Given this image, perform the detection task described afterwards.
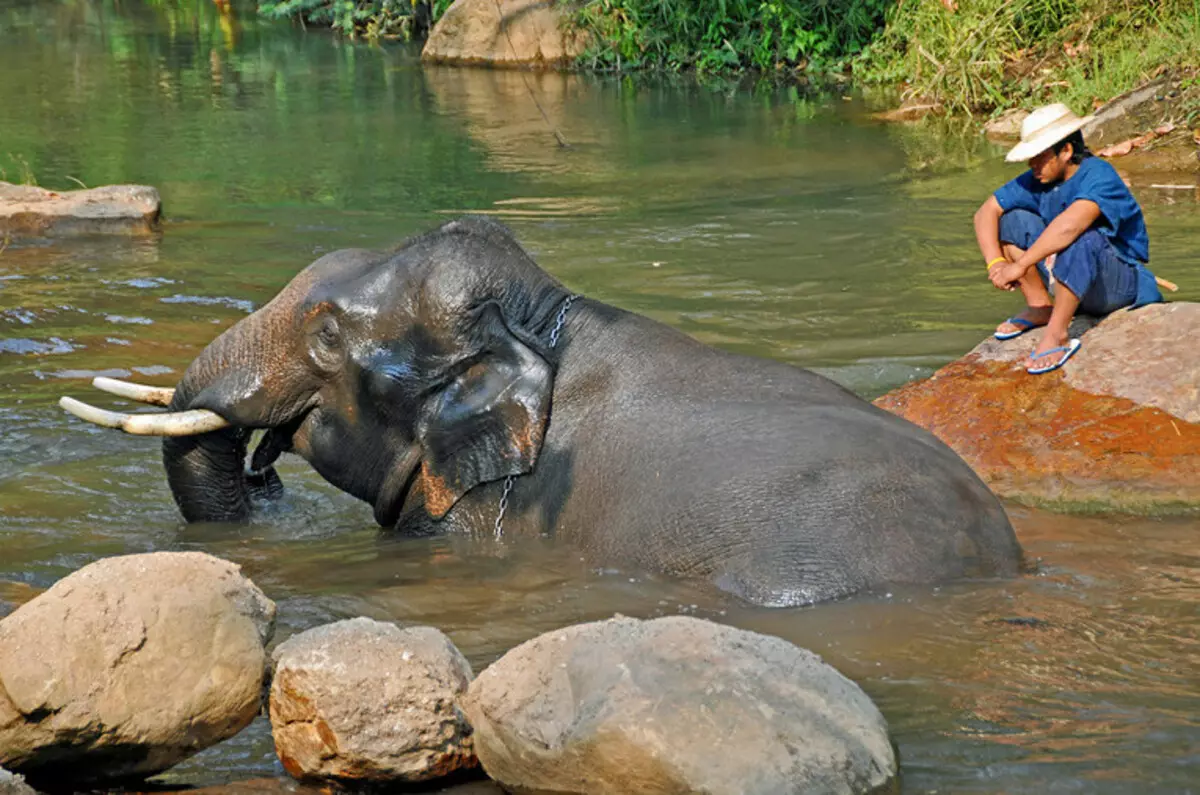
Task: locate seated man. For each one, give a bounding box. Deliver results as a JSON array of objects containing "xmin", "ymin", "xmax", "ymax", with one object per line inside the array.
[{"xmin": 973, "ymin": 102, "xmax": 1162, "ymax": 374}]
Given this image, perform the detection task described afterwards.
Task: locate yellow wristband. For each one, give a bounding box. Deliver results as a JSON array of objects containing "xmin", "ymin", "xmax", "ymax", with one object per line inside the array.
[{"xmin": 986, "ymin": 256, "xmax": 1007, "ymax": 270}]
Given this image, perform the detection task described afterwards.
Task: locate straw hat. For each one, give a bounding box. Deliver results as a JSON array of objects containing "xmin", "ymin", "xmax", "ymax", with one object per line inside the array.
[{"xmin": 1005, "ymin": 103, "xmax": 1094, "ymax": 162}]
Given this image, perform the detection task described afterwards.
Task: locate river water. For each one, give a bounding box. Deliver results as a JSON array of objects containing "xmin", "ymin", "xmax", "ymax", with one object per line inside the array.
[{"xmin": 1, "ymin": 1, "xmax": 1197, "ymax": 792}]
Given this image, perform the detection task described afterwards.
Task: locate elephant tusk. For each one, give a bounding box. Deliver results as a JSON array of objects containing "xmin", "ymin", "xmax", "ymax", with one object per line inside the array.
[
  {"xmin": 92, "ymin": 376, "xmax": 176, "ymax": 407},
  {"xmin": 59, "ymin": 396, "xmax": 231, "ymax": 436}
]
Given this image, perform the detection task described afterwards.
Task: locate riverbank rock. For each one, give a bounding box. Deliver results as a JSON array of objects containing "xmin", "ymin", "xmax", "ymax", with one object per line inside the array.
[
  {"xmin": 1083, "ymin": 76, "xmax": 1178, "ymax": 149},
  {"xmin": 875, "ymin": 302, "xmax": 1200, "ymax": 513},
  {"xmin": 0, "ymin": 182, "xmax": 161, "ymax": 237},
  {"xmin": 422, "ymin": 0, "xmax": 590, "ymax": 68},
  {"xmin": 463, "ymin": 615, "xmax": 897, "ymax": 795},
  {"xmin": 269, "ymin": 618, "xmax": 476, "ymax": 785},
  {"xmin": 0, "ymin": 552, "xmax": 276, "ymax": 787},
  {"xmin": 0, "ymin": 767, "xmax": 36, "ymax": 795},
  {"xmin": 871, "ymin": 101, "xmax": 943, "ymax": 123},
  {"xmin": 984, "ymin": 107, "xmax": 1029, "ymax": 139}
]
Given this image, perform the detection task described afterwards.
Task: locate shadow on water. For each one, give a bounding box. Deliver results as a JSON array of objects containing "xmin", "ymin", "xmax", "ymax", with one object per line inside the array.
[{"xmin": 1, "ymin": 1, "xmax": 1198, "ymax": 792}]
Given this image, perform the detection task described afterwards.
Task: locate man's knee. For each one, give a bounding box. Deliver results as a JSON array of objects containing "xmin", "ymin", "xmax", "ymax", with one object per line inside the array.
[
  {"xmin": 998, "ymin": 208, "xmax": 1046, "ymax": 250},
  {"xmin": 1053, "ymin": 229, "xmax": 1105, "ymax": 282},
  {"xmin": 1052, "ymin": 230, "xmax": 1113, "ymax": 309}
]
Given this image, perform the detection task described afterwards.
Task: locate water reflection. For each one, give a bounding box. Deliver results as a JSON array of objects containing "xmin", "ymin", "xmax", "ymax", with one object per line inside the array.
[{"xmin": 1, "ymin": 1, "xmax": 1198, "ymax": 792}]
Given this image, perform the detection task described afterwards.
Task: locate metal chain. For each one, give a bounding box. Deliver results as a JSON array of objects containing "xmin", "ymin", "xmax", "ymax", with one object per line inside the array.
[
  {"xmin": 494, "ymin": 294, "xmax": 580, "ymax": 539},
  {"xmin": 549, "ymin": 294, "xmax": 578, "ymax": 348},
  {"xmin": 492, "ymin": 476, "xmax": 514, "ymax": 539}
]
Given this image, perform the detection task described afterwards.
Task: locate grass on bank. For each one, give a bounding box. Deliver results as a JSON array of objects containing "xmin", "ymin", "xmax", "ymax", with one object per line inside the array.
[
  {"xmin": 570, "ymin": 0, "xmax": 890, "ymax": 72},
  {"xmin": 856, "ymin": 0, "xmax": 1200, "ymax": 115}
]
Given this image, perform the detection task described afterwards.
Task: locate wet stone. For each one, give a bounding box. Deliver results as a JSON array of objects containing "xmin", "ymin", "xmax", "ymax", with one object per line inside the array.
[{"xmin": 0, "ymin": 181, "xmax": 161, "ymax": 237}]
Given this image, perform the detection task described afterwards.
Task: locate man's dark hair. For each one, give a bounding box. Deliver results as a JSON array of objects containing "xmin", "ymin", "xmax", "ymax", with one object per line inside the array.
[{"xmin": 1052, "ymin": 130, "xmax": 1092, "ymax": 164}]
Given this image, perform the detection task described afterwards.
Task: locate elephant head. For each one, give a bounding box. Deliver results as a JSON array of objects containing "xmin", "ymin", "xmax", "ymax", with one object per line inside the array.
[{"xmin": 62, "ymin": 217, "xmax": 574, "ymax": 526}]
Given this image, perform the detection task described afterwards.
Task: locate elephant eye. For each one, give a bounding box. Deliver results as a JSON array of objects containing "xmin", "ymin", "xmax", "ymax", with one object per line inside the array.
[
  {"xmin": 307, "ymin": 314, "xmax": 345, "ymax": 373},
  {"xmin": 315, "ymin": 317, "xmax": 340, "ymax": 348}
]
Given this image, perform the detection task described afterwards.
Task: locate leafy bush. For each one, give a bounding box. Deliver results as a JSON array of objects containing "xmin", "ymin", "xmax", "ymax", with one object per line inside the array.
[
  {"xmin": 572, "ymin": 0, "xmax": 893, "ymax": 73},
  {"xmin": 856, "ymin": 0, "xmax": 1200, "ymax": 114},
  {"xmin": 258, "ymin": 0, "xmax": 453, "ymax": 39}
]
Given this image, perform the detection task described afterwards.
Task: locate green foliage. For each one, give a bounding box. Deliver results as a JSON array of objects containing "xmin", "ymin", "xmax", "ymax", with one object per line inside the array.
[
  {"xmin": 0, "ymin": 153, "xmax": 37, "ymax": 186},
  {"xmin": 855, "ymin": 0, "xmax": 1200, "ymax": 114},
  {"xmin": 257, "ymin": 0, "xmax": 451, "ymax": 39},
  {"xmin": 572, "ymin": 0, "xmax": 893, "ymax": 74}
]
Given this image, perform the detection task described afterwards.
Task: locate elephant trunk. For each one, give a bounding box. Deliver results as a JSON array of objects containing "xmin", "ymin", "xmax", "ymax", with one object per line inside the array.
[
  {"xmin": 162, "ymin": 426, "xmax": 252, "ymax": 522},
  {"xmin": 161, "ymin": 281, "xmax": 316, "ymax": 522}
]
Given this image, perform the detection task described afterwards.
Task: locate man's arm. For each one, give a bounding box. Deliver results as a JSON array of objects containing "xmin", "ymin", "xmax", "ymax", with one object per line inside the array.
[
  {"xmin": 990, "ymin": 199, "xmax": 1102, "ymax": 288},
  {"xmin": 973, "ymin": 195, "xmax": 1006, "ymax": 266}
]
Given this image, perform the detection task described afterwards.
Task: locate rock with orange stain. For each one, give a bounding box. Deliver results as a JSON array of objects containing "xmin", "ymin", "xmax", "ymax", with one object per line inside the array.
[
  {"xmin": 422, "ymin": 0, "xmax": 591, "ymax": 68},
  {"xmin": 874, "ymin": 302, "xmax": 1200, "ymax": 512},
  {"xmin": 268, "ymin": 618, "xmax": 477, "ymax": 786},
  {"xmin": 0, "ymin": 181, "xmax": 161, "ymax": 237}
]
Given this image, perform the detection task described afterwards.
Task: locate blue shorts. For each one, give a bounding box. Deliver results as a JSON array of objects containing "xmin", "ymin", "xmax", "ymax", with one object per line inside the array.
[{"xmin": 999, "ymin": 208, "xmax": 1139, "ymax": 316}]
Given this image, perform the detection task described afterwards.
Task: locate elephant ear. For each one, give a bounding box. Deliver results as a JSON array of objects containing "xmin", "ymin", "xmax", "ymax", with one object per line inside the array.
[{"xmin": 414, "ymin": 306, "xmax": 553, "ymax": 518}]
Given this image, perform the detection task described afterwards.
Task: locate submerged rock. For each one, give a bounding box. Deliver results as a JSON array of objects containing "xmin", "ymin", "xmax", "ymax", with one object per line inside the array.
[
  {"xmin": 422, "ymin": 0, "xmax": 591, "ymax": 68},
  {"xmin": 269, "ymin": 618, "xmax": 477, "ymax": 785},
  {"xmin": 0, "ymin": 552, "xmax": 276, "ymax": 787},
  {"xmin": 463, "ymin": 615, "xmax": 897, "ymax": 795},
  {"xmin": 0, "ymin": 181, "xmax": 161, "ymax": 237},
  {"xmin": 875, "ymin": 302, "xmax": 1200, "ymax": 513}
]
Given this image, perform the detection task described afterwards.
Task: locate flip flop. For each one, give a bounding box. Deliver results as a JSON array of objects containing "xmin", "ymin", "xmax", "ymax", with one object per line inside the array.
[
  {"xmin": 1026, "ymin": 338, "xmax": 1082, "ymax": 375},
  {"xmin": 994, "ymin": 316, "xmax": 1045, "ymax": 341}
]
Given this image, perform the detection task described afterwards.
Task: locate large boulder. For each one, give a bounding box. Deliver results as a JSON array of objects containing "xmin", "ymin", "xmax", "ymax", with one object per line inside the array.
[
  {"xmin": 462, "ymin": 615, "xmax": 897, "ymax": 795},
  {"xmin": 269, "ymin": 618, "xmax": 477, "ymax": 784},
  {"xmin": 875, "ymin": 302, "xmax": 1200, "ymax": 513},
  {"xmin": 422, "ymin": 0, "xmax": 590, "ymax": 68},
  {"xmin": 0, "ymin": 552, "xmax": 276, "ymax": 787},
  {"xmin": 0, "ymin": 182, "xmax": 161, "ymax": 237}
]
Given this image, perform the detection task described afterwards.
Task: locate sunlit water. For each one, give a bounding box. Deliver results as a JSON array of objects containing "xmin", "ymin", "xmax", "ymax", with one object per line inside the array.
[{"xmin": 1, "ymin": 1, "xmax": 1198, "ymax": 792}]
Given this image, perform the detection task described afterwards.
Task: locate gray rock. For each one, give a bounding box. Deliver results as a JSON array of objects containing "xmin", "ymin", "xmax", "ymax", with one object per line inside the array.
[
  {"xmin": 0, "ymin": 767, "xmax": 36, "ymax": 795},
  {"xmin": 463, "ymin": 615, "xmax": 898, "ymax": 795},
  {"xmin": 1083, "ymin": 77, "xmax": 1173, "ymax": 147},
  {"xmin": 0, "ymin": 181, "xmax": 160, "ymax": 237},
  {"xmin": 984, "ymin": 107, "xmax": 1029, "ymax": 139},
  {"xmin": 269, "ymin": 618, "xmax": 477, "ymax": 784},
  {"xmin": 0, "ymin": 552, "xmax": 276, "ymax": 787}
]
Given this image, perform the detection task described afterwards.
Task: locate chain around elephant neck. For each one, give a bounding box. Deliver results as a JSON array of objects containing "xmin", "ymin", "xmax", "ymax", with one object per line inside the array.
[{"xmin": 494, "ymin": 293, "xmax": 580, "ymax": 539}]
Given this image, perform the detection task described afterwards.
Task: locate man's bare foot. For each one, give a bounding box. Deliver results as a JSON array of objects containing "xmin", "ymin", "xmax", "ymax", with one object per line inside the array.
[
  {"xmin": 995, "ymin": 305, "xmax": 1053, "ymax": 337},
  {"xmin": 1026, "ymin": 329, "xmax": 1072, "ymax": 371}
]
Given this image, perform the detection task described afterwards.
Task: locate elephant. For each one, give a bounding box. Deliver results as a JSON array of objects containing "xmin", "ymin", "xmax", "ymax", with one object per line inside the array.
[{"xmin": 62, "ymin": 216, "xmax": 1023, "ymax": 607}]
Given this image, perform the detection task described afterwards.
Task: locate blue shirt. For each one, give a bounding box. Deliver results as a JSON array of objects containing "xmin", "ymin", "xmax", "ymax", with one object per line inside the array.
[{"xmin": 993, "ymin": 157, "xmax": 1150, "ymax": 264}]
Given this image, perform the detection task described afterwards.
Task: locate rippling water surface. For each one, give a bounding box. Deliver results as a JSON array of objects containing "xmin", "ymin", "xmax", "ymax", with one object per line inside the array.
[{"xmin": 1, "ymin": 1, "xmax": 1198, "ymax": 792}]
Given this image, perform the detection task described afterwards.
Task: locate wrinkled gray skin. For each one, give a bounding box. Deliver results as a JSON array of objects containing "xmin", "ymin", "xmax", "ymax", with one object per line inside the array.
[{"xmin": 163, "ymin": 216, "xmax": 1022, "ymax": 607}]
